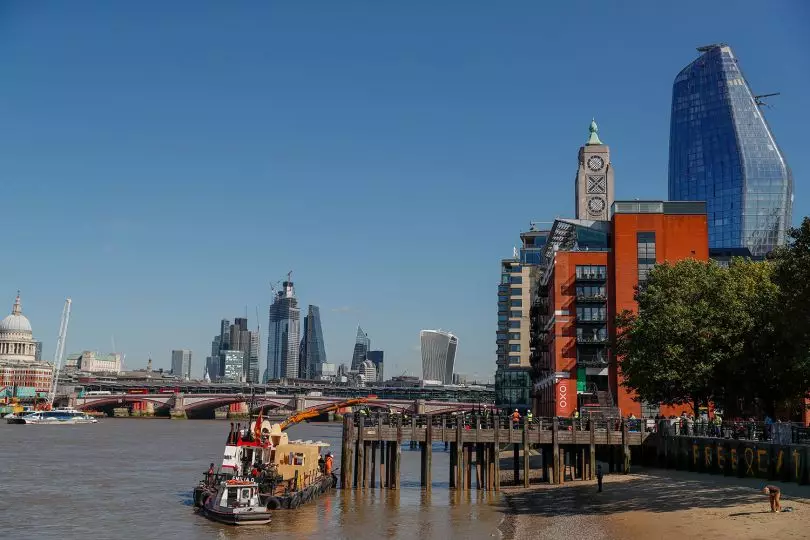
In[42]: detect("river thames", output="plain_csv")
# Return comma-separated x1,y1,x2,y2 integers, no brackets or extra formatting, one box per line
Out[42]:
0,419,504,540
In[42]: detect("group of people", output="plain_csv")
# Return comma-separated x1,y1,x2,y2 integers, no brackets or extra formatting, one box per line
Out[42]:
318,451,334,475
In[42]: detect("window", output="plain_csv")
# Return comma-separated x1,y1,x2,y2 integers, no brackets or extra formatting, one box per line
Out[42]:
498,314,508,322
508,320,520,329
510,288,522,296
501,274,510,284
509,344,521,352
508,332,520,340
508,356,521,365
576,306,606,321
575,285,606,298
575,265,607,279
510,299,522,307
509,310,522,318
510,275,523,285
637,232,657,287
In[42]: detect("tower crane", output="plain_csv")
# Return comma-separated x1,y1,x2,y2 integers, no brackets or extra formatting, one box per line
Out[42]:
48,298,72,408
268,270,293,296
754,92,780,107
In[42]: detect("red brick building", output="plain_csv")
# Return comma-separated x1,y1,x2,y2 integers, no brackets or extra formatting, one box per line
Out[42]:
532,201,708,418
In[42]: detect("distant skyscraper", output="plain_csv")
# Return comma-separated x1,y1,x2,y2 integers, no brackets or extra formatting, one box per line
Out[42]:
221,350,245,382
300,305,326,380
420,330,458,384
171,349,192,380
266,280,300,381
248,331,260,383
350,326,370,371
669,43,793,257
230,318,252,382
367,350,384,382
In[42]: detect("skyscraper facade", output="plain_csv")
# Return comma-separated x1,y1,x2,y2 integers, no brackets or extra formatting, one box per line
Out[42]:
171,349,192,380
299,305,327,380
669,43,793,257
266,281,300,381
420,329,458,384
367,350,384,382
350,326,370,371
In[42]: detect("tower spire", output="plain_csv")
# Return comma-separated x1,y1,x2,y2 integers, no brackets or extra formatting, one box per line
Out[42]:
586,118,603,145
12,290,21,315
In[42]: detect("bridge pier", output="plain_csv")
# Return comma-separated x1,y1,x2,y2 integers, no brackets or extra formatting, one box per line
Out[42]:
170,392,186,419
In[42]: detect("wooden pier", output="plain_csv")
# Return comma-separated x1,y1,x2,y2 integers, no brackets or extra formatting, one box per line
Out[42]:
340,413,650,491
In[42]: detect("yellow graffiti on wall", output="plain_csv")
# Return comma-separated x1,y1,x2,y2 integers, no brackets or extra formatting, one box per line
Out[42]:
717,445,726,469
693,444,699,466
775,449,784,475
704,445,712,468
757,449,768,473
793,449,801,479
731,447,738,471
744,447,755,476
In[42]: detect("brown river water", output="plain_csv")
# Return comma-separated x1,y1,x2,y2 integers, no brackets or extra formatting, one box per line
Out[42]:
0,419,504,540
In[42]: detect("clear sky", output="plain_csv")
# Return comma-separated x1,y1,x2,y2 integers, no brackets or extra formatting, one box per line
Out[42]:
1,1,808,380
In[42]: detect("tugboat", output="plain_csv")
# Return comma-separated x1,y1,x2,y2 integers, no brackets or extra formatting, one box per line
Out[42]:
193,398,366,515
198,477,272,526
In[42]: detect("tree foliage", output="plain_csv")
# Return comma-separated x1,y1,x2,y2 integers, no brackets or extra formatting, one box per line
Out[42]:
616,219,810,418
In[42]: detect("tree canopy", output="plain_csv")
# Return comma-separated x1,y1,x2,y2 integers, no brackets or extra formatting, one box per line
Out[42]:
615,218,810,418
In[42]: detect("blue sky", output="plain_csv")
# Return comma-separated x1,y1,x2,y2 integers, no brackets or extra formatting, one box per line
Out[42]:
1,1,808,380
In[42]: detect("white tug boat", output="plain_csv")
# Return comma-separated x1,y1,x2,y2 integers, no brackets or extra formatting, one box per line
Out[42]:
198,478,272,526
6,407,98,425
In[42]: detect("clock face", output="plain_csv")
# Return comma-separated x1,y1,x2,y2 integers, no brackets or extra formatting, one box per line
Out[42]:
587,156,604,171
587,197,605,214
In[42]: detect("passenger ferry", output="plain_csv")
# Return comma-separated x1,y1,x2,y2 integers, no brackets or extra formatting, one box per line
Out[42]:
6,407,98,425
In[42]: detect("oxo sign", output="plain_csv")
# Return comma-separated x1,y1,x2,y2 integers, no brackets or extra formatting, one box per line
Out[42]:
556,379,574,417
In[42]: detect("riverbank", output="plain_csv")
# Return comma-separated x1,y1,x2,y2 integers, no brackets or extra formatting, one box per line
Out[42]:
499,467,810,539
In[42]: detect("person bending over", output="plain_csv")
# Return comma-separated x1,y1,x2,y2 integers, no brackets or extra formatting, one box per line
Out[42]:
763,485,781,512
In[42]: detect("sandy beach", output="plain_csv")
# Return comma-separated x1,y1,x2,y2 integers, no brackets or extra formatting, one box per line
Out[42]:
499,467,810,539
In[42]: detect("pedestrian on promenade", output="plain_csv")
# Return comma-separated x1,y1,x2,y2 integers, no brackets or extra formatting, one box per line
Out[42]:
596,464,604,493
763,485,781,512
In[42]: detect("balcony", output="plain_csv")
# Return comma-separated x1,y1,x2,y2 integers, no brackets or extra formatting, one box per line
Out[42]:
576,316,607,324
575,293,607,303
577,354,609,367
576,334,609,345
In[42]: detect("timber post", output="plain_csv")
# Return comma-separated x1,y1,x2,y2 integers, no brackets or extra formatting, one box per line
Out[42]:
622,419,631,474
522,418,530,488
341,413,353,489
552,417,560,485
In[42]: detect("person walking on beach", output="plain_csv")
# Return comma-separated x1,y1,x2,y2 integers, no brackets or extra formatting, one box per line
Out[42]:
763,485,781,512
596,464,604,492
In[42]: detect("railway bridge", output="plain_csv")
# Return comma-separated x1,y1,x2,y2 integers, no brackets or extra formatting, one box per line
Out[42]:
73,392,485,419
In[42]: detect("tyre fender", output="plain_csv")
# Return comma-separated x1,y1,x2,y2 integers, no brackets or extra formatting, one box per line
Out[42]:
265,496,282,510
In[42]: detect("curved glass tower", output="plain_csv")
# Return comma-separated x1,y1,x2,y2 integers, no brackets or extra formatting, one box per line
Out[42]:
668,44,793,257
420,329,458,384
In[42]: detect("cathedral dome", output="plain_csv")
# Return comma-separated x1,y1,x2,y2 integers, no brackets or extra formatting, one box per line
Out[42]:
0,293,33,335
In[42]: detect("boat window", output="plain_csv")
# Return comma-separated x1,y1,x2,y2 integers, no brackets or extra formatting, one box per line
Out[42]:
227,488,237,504
241,488,250,499
293,453,304,466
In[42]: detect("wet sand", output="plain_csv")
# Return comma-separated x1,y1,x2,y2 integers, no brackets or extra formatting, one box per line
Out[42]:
499,468,810,540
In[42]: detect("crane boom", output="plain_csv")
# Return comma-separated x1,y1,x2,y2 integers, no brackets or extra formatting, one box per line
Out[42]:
48,298,72,407
278,397,369,431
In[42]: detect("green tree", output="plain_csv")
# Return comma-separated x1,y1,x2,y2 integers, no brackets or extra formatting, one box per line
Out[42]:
741,218,810,417
614,259,747,415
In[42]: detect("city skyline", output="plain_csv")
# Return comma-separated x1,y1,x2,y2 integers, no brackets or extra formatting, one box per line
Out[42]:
2,2,807,381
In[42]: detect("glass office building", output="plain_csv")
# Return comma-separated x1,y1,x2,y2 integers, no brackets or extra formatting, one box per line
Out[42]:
668,44,793,257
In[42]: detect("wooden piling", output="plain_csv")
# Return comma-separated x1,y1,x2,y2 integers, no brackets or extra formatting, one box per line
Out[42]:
380,440,386,489
357,415,365,488
341,413,353,489
370,441,377,488
589,419,596,480
456,420,464,490
449,442,457,488
522,420,530,488
622,420,631,474
425,415,433,491
475,443,482,489
552,419,560,485
466,444,474,490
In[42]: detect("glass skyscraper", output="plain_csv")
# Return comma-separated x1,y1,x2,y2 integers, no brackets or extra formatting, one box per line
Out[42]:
299,305,327,380
668,44,793,257
350,326,370,371
265,281,300,381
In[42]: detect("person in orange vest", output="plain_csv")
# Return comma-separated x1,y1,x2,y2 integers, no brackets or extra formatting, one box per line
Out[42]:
324,452,334,475
511,409,521,424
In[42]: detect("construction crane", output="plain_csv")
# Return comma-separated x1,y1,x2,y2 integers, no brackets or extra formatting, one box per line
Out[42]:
278,397,369,431
268,270,293,296
47,298,72,408
755,92,780,107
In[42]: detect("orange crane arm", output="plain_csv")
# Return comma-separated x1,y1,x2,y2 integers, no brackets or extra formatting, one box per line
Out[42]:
279,397,369,431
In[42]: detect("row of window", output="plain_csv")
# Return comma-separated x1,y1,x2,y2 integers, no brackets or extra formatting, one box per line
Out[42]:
576,285,606,298
575,265,607,279
497,311,523,321
637,231,657,286
576,306,607,321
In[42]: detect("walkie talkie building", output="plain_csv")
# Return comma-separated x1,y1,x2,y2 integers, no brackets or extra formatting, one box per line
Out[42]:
420,329,458,385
